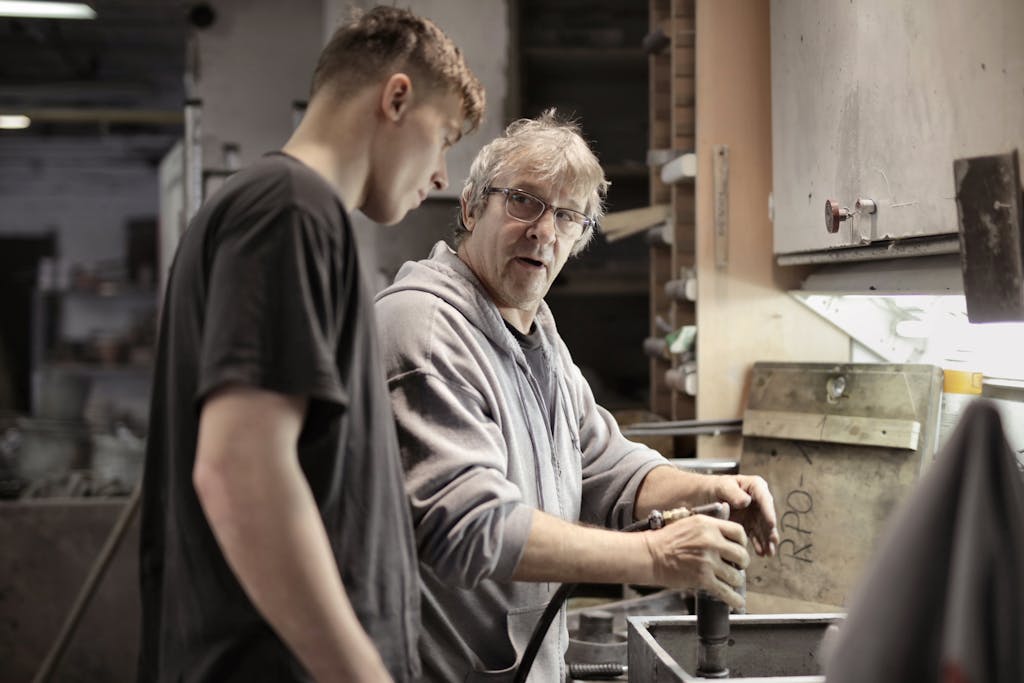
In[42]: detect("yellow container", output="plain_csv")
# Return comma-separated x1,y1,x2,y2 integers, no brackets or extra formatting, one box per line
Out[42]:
942,369,983,395
937,369,984,453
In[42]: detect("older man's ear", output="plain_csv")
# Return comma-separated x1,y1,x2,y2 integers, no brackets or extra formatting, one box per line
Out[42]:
460,198,476,231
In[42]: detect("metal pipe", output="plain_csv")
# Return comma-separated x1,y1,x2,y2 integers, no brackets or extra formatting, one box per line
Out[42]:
695,591,731,678
694,502,738,679
183,98,203,222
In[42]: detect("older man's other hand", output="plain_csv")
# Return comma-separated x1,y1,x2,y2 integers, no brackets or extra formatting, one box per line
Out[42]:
713,475,780,557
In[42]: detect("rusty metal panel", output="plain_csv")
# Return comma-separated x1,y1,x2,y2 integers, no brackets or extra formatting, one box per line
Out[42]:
740,362,944,608
954,149,1024,322
0,500,140,682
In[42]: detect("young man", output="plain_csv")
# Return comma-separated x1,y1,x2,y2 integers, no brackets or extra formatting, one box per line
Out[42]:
375,111,779,681
138,8,484,683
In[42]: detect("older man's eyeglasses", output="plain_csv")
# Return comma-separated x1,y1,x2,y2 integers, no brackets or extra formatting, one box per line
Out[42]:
485,187,595,239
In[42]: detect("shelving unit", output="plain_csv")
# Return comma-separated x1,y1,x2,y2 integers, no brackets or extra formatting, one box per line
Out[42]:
648,0,696,456
32,288,156,370
30,284,156,432
514,0,653,411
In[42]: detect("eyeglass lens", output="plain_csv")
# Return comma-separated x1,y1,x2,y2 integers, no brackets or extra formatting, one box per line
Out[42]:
504,190,587,236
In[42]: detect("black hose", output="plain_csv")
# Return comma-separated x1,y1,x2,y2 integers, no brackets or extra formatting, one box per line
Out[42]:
512,582,578,683
512,515,654,683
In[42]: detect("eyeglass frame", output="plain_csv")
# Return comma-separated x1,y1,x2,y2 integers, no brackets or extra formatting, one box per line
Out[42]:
484,187,596,239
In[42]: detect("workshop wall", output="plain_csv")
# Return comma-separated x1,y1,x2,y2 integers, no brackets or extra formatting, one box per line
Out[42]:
190,0,322,169
0,138,164,421
191,0,510,184
0,136,159,271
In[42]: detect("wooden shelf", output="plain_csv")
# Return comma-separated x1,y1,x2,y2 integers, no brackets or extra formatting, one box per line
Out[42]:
47,287,155,301
603,163,651,179
523,46,646,65
646,0,697,455
40,362,151,377
548,273,649,296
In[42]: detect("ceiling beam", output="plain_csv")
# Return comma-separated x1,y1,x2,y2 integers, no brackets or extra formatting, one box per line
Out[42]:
17,107,182,125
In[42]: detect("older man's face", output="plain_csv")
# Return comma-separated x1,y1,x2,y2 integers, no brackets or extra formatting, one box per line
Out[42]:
460,176,588,320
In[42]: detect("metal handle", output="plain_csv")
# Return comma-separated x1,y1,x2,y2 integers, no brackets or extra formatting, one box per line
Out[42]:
855,197,877,214
824,198,850,233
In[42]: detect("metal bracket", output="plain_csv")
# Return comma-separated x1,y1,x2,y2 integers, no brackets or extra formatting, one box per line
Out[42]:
713,144,729,270
954,149,1024,322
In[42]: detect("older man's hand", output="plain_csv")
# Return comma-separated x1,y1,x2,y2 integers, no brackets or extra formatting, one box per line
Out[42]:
642,514,749,610
711,475,780,557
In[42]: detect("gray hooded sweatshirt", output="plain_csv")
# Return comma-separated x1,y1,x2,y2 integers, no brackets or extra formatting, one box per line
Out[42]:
376,242,667,682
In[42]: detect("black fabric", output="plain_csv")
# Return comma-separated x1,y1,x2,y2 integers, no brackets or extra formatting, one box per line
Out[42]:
504,320,541,352
825,400,1024,683
138,153,420,683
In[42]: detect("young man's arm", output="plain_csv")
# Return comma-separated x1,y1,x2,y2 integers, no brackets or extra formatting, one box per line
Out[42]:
511,508,750,609
193,385,391,683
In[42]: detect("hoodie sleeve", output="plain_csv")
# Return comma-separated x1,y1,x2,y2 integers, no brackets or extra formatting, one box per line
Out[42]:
378,291,535,587
563,352,669,529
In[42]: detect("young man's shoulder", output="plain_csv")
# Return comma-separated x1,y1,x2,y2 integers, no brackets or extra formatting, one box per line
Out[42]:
224,153,339,213
186,153,349,249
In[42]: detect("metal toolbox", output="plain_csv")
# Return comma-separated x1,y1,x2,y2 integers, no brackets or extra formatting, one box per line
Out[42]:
627,613,843,682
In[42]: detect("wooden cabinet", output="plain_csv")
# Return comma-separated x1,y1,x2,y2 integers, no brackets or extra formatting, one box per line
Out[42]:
771,0,1024,259
687,1,850,462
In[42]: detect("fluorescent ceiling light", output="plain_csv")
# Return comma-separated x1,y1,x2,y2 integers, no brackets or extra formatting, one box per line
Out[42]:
0,115,31,129
0,2,96,19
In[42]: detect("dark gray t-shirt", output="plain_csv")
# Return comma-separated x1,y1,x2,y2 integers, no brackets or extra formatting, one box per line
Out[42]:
505,321,555,425
139,152,420,683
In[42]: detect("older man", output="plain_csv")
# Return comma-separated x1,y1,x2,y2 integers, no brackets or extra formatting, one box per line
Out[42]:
375,110,779,682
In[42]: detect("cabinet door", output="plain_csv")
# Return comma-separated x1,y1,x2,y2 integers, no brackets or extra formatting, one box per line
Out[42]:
771,0,1024,256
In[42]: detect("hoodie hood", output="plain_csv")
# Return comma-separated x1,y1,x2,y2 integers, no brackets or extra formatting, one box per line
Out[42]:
377,241,558,362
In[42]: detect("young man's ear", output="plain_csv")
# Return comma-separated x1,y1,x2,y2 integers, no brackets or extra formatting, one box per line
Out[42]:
381,73,413,122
